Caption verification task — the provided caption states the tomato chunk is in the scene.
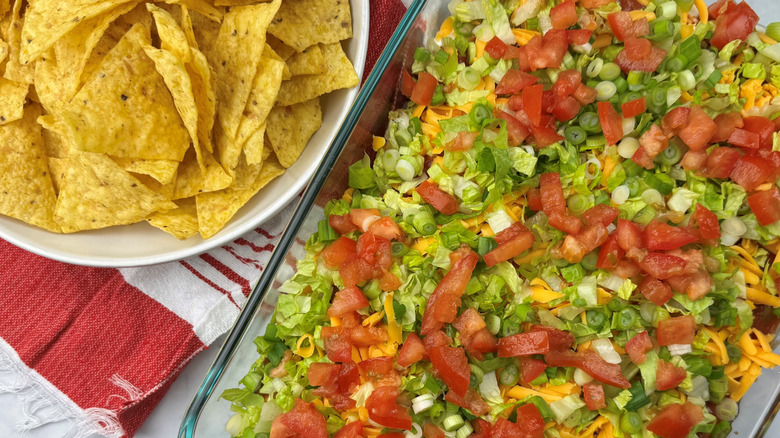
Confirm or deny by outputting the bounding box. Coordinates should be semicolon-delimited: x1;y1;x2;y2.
748;187;780;226
417;180;459;215
583;204;619;228
638;252;687;280
647;402;704;438
583;384;606;410
656;359;687;391
703;146;741;179
657;315;696;346
625;331;653;365
410;71;437;107
484;223;535;267
643;221;697;251
495;70;538;95
553;69;582;98
639;124;669;158
540;172;566;214
729;128;760;150
615;46;666;72
730;155;774;191
519;357;548;384
545;349;631;388
445;388;490;416
743;116;776;149
498;331;550;357
639;277;674;306
596;234;623;269
523;84;544;126
271;399;328;438
321;236;357;269
526;30;568;71
430;346;471;396
607;12;648;41
366;386;412;430
711;0;759;50
681;150;707;171
547;211;582;235
421;247;479;334
552;96;581;122
573;82;598;105
397;332;426;367
328;286;369;317
621;97;646;118
453;308;486;341
494;109;531;146
567;29;593;45
694;204;721;240
597;101;623;146
678;106;717;151
530;325;575;351
712;112;744;142
617;219;642;251
334;421;364;438
624;36;651;61
329;214;359;235
550;0;577;29
530;125;564;147
484;36;508;59
516;403;545;438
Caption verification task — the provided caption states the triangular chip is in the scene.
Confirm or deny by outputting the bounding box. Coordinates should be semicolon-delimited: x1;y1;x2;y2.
46;156;67;196
188;47;216;154
214;0;257;6
0;38;10;66
147;3;191;62
5;0;36;84
157;0;223;23
263;43;291;80
112;157;179;185
243;123;266;166
0;104;59;231
196;155;284;239
0;77;27;124
268;0;352;52
276;43;358;106
214;120;247;173
180;6;198;48
19;0;132;65
266;97;322;168
173;147;232;200
233;49;284;151
54;151;176;232
231;155;262;190
132;172;176;199
265;34;295;61
187;7;220;53
208;0;280;139
37;114;70;158
287;43;326;76
62;23;190;161
147;196;199;239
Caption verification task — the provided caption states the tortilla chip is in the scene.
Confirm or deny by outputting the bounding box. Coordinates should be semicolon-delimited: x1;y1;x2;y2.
267;97;322;168
142;45;202;169
286;43;326;76
34;2;136;115
0;38;9;66
46;156;67;195
0;104;59;231
19;0;131;65
187;7;220;53
276;42;358;106
179;6;198;48
188;47;216;154
268;0;352;52
196;155;284;239
173;147;232;200
54;151;176;232
214;119;247;172
263;43;291;80
37;114;70;158
147;196;199;239
132;171;176;199
0;77;26;124
112;157;179;185
231;154;263;190
265;34;295;61
147;3;191;62
208;0;280;139
62;23;190;161
233;49;284;150
243;123;266;166
5;0;36;84
0;1;9;20
158;0;223;23
214;0;259;6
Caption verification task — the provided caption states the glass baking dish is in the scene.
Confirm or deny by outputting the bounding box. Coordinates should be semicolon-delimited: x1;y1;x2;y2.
178;1;780;436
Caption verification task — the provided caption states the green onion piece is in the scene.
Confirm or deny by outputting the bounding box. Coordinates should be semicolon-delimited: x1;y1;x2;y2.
622;91;643;104
564;126;587;145
470;364;484;386
486;314;501;335
715;398;738;422
382;148;400;171
603;45;622;61
704;69;723;88
627;71;647;89
685;356;713;377
527;17;539;30
645;173;675;195
649;19;674;41
500;363;520;386
620;411;643;434
396;156;420;181
657;2;677;20
623;380;650;411
615;307;638;330
586;58;604;78
623;159;643;177
579;111;602;133
599;62;621;81
443;414;465;431
586;309;607;330
581;251;598;271
711;421;732;438
710;374;729;403
614;77;629;94
394;126;412;146
477;236;497;255
650;87;667;109
678;70;696;91
414;47;431;62
586;135;606;149
679;36;703;66
607;297;627;312
318;219;338;241
391;241;408;257
767;23;780;42
567;194;590;216
633;206;657;226
458;67;481;90
434;49;449;65
596;81;617;101
658;140;683;165
445;401;460;415
431;84;446;106
456;423;474;438
530;372;548;386
676;0;694;13
470;102;492;125
625;177;641;197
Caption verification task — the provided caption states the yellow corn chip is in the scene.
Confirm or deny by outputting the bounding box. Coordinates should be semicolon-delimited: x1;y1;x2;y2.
62;23;190;161
5;0;36;84
231;156;262;190
188;47;216;154
187;7;220;53
173;147;232;200
214;0;258;6
233;49;284;151
265;34;295;61
266;97;322;168
263;43;291;80
46;156;67;196
196;155;284;239
276;42;358;106
209;0;280;139
180;6;198;48
112;157;179;185
0;38;9;65
0;77;26;124
20;0;131;65
287;43;326;76
0;103;59;231
0;1;10;20
132;171;176;199
243;123;266;166
158;0;223;23
214;119;249;172
147;196;199;240
37;114;70;158
268;0;352;52
54;151;176;232
147;3;191;62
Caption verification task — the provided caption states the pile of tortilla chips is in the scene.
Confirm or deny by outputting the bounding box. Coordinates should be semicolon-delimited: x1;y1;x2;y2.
0;0;359;239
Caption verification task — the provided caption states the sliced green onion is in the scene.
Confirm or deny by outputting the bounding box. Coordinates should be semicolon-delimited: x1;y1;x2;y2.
430;84;446;106
470;102;492;125
434;49;449;65
650;87;667;107
595;81;617;101
622;117;636;136
620;411;642;434
711;421;732;438
676;0;694;13
391;241;408;257
414;47;430;62
603;45;622;61
526;17;539;31
650;19;674;40
412;394;435;414
581;251;598;271
456;422;474;438
579;111;602;133
658;140;682;165
615;307;638;329
625;177;641;197
657;2;677;20
623;380;650;411
726;343;742;363
500;363;520;386
443;414;465;431
716;398;738;422
477;236;497;256
396;156;420;181
617;137;640;159
611;185;630;205
678;70;696;91
412;210;437;235
679;36;703;66
614;76;629;94
767;23;780;42
564;126;587;145
586;309;607;330
486;314;501;335
599;62;621;81
568;194;590;216
704;69;723;88
586;58;604;78
645;173;675;195
627;71;648;90
382;148;400;170
458;67;481;90
641;189;664;206
710;374;729;404
585;135;606;149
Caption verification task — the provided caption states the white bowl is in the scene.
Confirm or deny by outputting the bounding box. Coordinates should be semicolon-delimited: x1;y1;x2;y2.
0;3;369;268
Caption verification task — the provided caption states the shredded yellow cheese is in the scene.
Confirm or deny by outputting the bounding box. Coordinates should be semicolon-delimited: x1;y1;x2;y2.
295;333;316;358
384;292;403;347
629;11;656;22
506;385;563;402
436;17;454;41
513;28;540;46
694;0;708;24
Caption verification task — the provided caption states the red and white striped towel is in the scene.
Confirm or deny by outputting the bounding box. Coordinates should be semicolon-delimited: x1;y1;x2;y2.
0;1;407;437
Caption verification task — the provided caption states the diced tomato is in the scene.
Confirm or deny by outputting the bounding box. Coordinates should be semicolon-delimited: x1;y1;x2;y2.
484;229;535;268
657;315;696;346
498;331;550;357
547;211;582;235
553;69;582;98
748;187;780;226
693;204;721;240
471;419;492;438
417;180;459;215
545;350;631;388
349;325;387;347
338;361;361;394
410;71;437;107
401;70;415;99
356;232;393;269
713;112;744;142
583;204;619;228
377;434;404;438
615;46;666;72
644;221;697;251
583;384;606;410
271;399;328;438
573;82;598;105
495;70;538;95
625;331;653;365
639;124;669;158
421;424;446;438
703;146;741;178
321;326;352;362
711;0;759;50
608;12;648;41
366;386;412;430
616;219;642;251
526;188;543;211
681;150;707;171
614;259;642;278
334;421;364;438
561;235;588;264
621;97;646;118
430;346;471;396
577;223;610;253
466;329;499;357
484;36;508;60
639;277;673;306
754;305;780;335
445;388;490;416
421;247;479;334
551;0;577;29
598;101;624;146
638;252;687;280
708;0;729;20
516;403;546;438
368;217;404;241
731;155;774;191
666;271;713;300
596;234;623;269
552;96;581;122
530;325;575;351
661;107;691;138
624;36;651;61
446;131;478;151
729;128;760;150
519;357;548;384
531;125;565;147
743;116;776;149
667;249;704;275
656;359;687;391
329;214;359;235
567;29;593;45
328;286;369;317
678;106;717;151
349;208;381;231
308;362;341;387
647;402;704;438
397;332;426;367
491;418;522;438
359;357;394;381
494;109;530;146
527;29;569;71
424;331;452;355
523;84;544;126
321;236;357;269
453;308;486;340
631;145;655;169
540;173;565;214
